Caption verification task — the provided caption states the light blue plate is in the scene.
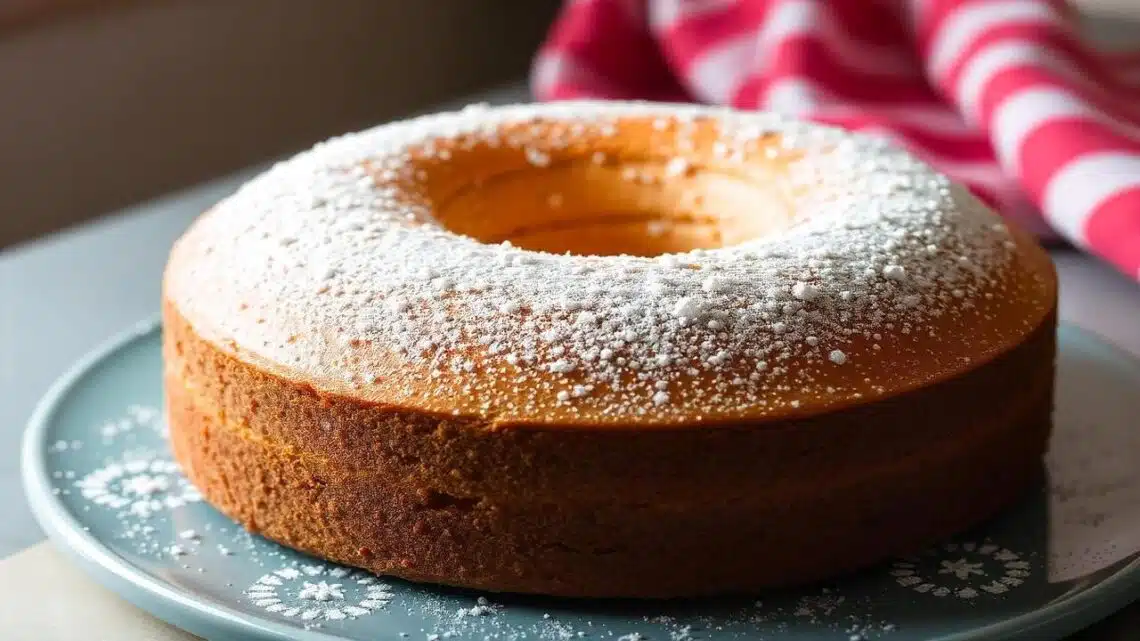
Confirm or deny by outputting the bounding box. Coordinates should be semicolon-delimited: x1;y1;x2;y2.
22;319;1140;641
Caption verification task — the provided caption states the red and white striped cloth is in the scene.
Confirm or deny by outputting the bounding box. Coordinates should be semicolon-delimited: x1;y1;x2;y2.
532;0;1140;282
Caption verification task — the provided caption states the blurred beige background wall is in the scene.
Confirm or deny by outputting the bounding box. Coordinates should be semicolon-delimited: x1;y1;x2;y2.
0;0;557;247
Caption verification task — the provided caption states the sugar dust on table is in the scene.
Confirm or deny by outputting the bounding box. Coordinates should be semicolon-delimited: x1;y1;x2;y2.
22;320;1140;641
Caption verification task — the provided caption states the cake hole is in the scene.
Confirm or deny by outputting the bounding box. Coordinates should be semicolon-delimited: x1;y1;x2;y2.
431;155;793;257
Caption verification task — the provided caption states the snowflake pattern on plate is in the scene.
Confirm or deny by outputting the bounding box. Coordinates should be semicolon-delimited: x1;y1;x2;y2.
890;541;1031;599
246;563;395;621
74;450;202;518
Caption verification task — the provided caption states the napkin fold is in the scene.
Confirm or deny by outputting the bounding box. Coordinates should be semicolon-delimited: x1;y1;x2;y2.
0;543;198;641
532;0;1140;282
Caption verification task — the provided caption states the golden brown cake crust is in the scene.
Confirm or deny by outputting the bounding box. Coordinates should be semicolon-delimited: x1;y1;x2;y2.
164;300;1054;597
162;103;1059;597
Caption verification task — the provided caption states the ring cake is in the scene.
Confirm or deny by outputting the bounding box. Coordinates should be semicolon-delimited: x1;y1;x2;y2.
163;102;1058;598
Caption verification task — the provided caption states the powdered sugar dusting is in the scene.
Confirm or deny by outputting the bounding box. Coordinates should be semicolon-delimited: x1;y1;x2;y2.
74;450;202;519
166;101;1041;425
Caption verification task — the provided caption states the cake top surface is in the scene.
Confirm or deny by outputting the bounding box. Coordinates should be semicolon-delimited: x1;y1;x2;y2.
165;101;1056;427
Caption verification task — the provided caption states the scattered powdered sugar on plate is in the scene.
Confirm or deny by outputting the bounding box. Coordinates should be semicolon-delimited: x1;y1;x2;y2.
395;585;904;641
1046;336;1140;582
73;449;201;519
98;404;168;444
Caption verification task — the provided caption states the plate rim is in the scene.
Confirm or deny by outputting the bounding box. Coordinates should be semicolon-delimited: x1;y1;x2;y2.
20;317;1140;641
